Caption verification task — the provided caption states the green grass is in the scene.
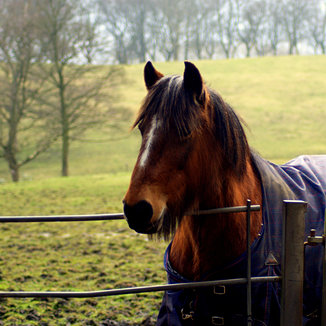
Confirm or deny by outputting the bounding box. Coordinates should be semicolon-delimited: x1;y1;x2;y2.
0;174;167;325
0;56;326;325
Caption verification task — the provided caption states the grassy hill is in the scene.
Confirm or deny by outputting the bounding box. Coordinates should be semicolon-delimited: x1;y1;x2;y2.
1;55;326;182
0;56;325;325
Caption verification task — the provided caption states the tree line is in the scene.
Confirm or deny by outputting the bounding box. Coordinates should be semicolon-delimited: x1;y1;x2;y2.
97;0;326;63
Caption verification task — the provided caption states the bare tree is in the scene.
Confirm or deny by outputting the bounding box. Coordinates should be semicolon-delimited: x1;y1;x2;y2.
281;0;313;55
309;0;326;54
0;0;57;182
236;0;266;57
97;0;153;64
182;0;199;60
154;0;184;61
179;0;206;60
146;4;163;61
266;0;283;56
97;0;132;64
80;10;105;64
204;17;218;59
253;0;270;56
38;0;122;177
211;0;240;58
128;0;151;63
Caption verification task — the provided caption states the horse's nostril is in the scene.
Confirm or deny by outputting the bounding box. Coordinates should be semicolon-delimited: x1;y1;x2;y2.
123;200;153;230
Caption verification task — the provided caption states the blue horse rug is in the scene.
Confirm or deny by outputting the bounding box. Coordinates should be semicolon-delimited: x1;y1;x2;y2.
157;155;326;326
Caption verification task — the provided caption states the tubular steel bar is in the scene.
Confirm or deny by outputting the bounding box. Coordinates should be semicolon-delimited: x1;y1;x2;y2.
0;205;260;223
280;200;307;326
0;276;280;298
191;205;260;216
0;213;125;223
246;200;253;326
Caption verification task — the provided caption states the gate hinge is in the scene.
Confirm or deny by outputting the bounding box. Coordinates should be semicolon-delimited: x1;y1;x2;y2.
306;229;325;246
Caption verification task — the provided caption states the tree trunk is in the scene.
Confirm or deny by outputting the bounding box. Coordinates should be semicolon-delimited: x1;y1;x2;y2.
321;43;326;54
59;71;69;177
184;33;190;60
116;37;128;64
10;165;19;182
61;96;69;177
138;7;146;62
272;43;277;56
61;125;69;177
173;44;179;61
288;38;294;55
245;43;251;57
4;147;20;182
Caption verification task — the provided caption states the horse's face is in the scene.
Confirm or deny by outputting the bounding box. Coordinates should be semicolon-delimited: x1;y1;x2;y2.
123;62;208;235
123;120;192;234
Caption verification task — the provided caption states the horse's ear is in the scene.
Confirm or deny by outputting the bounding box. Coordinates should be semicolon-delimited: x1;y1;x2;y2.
144;61;163;90
183;61;204;102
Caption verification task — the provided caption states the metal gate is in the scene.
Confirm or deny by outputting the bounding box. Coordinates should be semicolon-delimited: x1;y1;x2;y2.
0;200;325;325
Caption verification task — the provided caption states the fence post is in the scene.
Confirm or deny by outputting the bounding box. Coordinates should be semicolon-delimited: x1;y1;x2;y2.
280;200;307;326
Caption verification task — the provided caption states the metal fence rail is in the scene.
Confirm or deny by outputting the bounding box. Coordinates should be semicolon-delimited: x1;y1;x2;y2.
0;201;308;326
0;213;124;223
0;276;280;298
0;205;260;223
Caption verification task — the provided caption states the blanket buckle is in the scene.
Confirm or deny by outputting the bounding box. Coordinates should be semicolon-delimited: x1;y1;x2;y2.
181;308;195;320
213;285;226;295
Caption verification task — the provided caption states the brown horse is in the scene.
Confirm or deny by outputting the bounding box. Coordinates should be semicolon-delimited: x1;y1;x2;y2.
123;61;262;279
123;62;325;325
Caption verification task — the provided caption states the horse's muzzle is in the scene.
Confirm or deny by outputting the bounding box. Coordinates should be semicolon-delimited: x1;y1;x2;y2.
123;200;156;234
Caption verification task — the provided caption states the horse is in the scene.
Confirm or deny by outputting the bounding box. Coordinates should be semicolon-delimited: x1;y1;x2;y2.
123;61;326;325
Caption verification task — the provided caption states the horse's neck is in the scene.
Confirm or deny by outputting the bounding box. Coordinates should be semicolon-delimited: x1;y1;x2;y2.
169;160;263;281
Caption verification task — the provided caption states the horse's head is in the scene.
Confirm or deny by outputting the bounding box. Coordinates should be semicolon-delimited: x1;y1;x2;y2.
123;62;249;238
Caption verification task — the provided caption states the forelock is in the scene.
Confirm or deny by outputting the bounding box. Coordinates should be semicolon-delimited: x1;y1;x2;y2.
133;75;203;139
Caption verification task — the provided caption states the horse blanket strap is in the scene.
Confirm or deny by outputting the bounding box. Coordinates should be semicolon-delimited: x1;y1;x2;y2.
157;155;326;326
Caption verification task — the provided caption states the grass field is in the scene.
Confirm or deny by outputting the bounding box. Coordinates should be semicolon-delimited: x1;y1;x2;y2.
0;55;326;325
0;175;167;325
